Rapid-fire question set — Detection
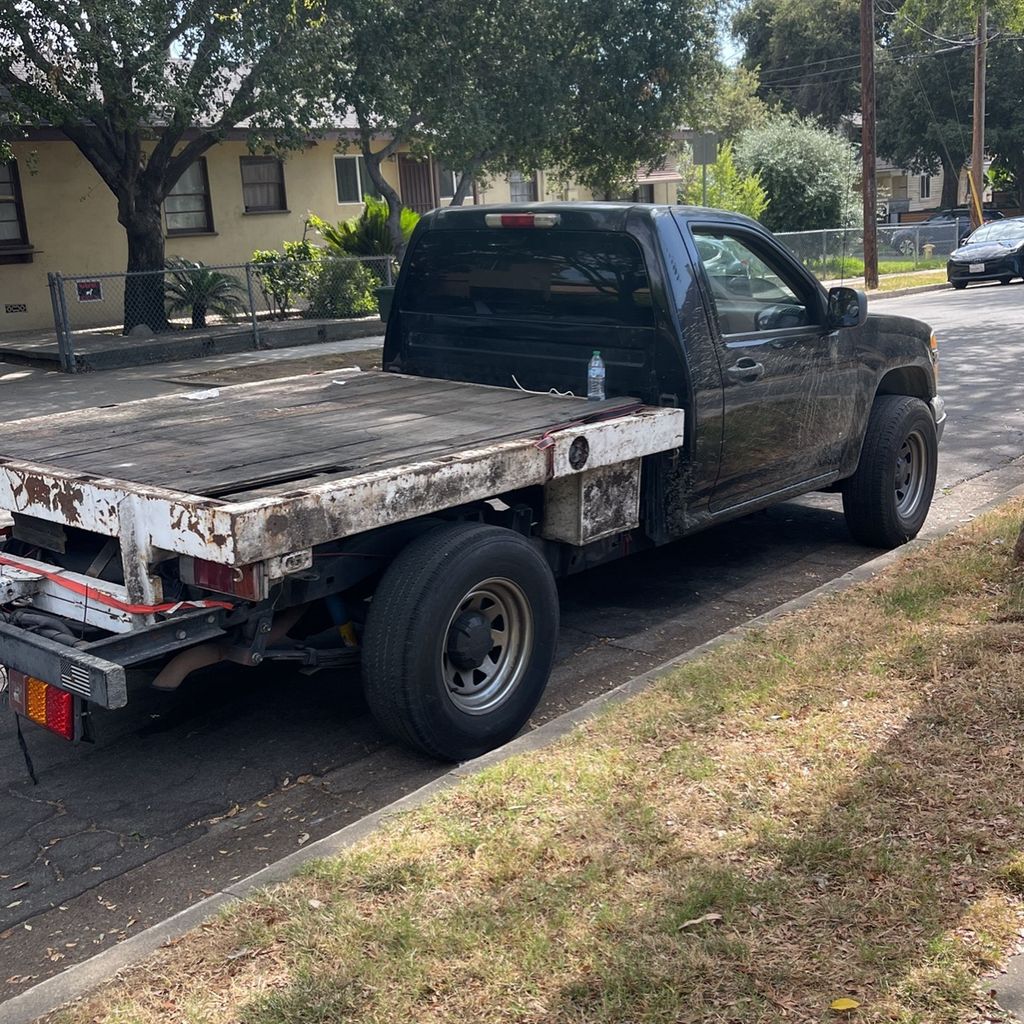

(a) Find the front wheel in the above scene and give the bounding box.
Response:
[362,522,559,761]
[842,395,938,548]
[951,280,968,290]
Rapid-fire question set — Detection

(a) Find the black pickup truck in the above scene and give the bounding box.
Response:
[0,203,943,762]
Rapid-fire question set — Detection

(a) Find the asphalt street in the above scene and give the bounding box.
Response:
[1,282,1023,997]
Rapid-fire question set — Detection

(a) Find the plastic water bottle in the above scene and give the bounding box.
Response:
[587,350,606,401]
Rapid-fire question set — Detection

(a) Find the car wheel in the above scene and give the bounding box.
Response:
[362,522,559,761]
[842,396,938,548]
[1000,276,1013,285]
[896,237,916,256]
[951,281,968,290]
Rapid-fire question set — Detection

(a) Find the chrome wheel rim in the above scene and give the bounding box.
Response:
[442,578,533,715]
[895,430,927,518]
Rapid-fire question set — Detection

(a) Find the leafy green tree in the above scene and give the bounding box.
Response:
[679,142,769,219]
[0,0,340,329]
[876,44,972,210]
[735,115,860,231]
[987,40,1024,205]
[732,0,863,126]
[330,0,719,251]
[690,65,772,141]
[551,0,719,199]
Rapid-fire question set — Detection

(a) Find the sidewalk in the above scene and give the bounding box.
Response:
[0,334,384,422]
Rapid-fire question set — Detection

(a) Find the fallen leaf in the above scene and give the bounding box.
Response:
[6,900,23,909]
[830,997,860,1012]
[297,774,313,784]
[9,881,28,891]
[308,899,324,910]
[297,833,310,846]
[678,912,723,931]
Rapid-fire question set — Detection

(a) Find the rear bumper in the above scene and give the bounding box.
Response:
[0,623,127,708]
[931,396,947,443]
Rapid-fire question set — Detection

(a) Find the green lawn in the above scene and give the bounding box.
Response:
[55,503,1024,1024]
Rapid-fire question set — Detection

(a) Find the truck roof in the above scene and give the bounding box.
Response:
[420,201,763,233]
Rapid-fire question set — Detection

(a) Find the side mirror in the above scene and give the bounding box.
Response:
[827,286,867,329]
[375,285,395,323]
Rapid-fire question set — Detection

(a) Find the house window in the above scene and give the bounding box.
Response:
[0,161,29,248]
[636,183,656,203]
[165,159,213,234]
[240,156,287,212]
[919,175,931,200]
[437,165,461,201]
[335,155,381,204]
[509,170,538,203]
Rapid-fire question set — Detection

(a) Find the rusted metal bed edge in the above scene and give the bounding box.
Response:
[0,406,684,580]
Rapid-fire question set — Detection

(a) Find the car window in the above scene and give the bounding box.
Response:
[691,226,813,336]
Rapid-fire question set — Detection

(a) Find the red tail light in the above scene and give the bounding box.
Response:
[9,671,79,741]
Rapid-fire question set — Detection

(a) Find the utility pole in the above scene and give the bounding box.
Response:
[970,0,987,231]
[860,0,878,290]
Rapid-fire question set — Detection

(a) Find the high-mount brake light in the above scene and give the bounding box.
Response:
[484,213,560,229]
[8,671,79,741]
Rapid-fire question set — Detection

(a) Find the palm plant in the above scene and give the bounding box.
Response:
[309,198,419,258]
[164,258,247,329]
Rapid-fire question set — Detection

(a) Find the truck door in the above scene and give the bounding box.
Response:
[683,220,856,513]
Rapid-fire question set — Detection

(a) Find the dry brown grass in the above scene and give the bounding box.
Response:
[53,502,1024,1024]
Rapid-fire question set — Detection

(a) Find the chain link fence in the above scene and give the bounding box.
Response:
[775,219,969,281]
[47,254,395,372]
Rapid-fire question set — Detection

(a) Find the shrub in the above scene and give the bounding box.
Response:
[309,197,419,259]
[164,258,246,329]
[303,257,378,319]
[251,240,322,318]
[679,141,769,220]
[735,115,860,232]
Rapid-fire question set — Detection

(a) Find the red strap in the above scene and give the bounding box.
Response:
[0,554,234,616]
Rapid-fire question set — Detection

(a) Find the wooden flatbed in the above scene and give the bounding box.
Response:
[0,370,685,596]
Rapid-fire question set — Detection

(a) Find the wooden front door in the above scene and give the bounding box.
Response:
[398,155,439,214]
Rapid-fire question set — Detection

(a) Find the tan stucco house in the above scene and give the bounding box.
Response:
[1,130,684,333]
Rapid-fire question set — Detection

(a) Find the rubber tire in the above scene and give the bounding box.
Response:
[951,281,968,289]
[842,395,938,549]
[362,522,559,761]
[1000,276,1013,285]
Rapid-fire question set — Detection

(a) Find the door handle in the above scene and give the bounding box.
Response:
[726,358,765,382]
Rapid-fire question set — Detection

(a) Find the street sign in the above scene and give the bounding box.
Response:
[691,133,718,166]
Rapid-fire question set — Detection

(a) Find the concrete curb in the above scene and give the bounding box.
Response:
[3,480,1023,1024]
[868,282,951,300]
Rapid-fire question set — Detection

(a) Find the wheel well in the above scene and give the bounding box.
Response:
[875,366,932,403]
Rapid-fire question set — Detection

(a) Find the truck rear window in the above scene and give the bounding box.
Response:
[400,229,655,328]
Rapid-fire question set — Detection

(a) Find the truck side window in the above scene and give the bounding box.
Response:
[692,227,814,336]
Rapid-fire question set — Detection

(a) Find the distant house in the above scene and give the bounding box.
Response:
[1,122,689,333]
[875,157,994,221]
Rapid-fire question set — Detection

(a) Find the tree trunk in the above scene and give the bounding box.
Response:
[361,148,407,260]
[1014,521,1024,566]
[120,201,170,334]
[940,154,961,209]
[448,161,481,207]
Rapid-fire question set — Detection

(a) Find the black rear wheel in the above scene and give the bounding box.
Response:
[362,522,559,761]
[842,395,938,548]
